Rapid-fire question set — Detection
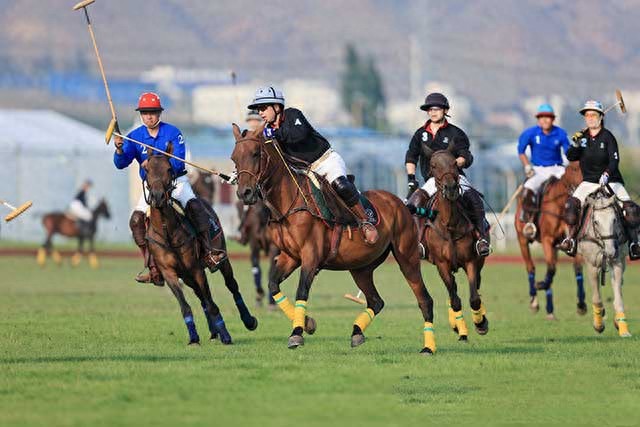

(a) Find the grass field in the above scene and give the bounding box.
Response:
[1,254,639,426]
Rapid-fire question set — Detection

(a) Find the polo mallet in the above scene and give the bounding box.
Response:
[344,290,366,305]
[603,89,627,114]
[491,183,523,230]
[109,131,232,182]
[1,199,33,222]
[72,0,120,144]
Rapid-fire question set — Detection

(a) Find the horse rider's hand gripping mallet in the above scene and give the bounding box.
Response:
[72,0,120,144]
[1,199,32,222]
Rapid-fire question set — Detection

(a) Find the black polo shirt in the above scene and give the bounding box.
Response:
[566,127,623,184]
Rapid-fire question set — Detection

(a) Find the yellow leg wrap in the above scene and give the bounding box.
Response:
[36,247,47,267]
[615,312,631,337]
[354,308,375,332]
[447,299,456,330]
[593,303,604,330]
[293,300,307,330]
[471,303,486,324]
[70,252,82,267]
[274,292,295,321]
[454,310,469,336]
[52,250,62,265]
[423,322,436,353]
[88,253,99,269]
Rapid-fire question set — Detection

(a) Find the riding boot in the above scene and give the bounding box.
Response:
[351,201,379,245]
[622,201,640,260]
[185,199,227,272]
[463,189,491,257]
[521,188,537,239]
[559,197,581,257]
[130,211,164,286]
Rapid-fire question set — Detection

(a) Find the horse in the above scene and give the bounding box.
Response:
[236,199,280,307]
[231,125,436,354]
[577,187,631,337]
[144,144,258,345]
[515,161,586,319]
[407,148,489,341]
[37,199,111,268]
[191,169,216,205]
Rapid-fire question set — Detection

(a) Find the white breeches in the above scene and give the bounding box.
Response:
[422,175,472,197]
[310,149,348,183]
[134,174,196,212]
[572,181,631,205]
[69,200,92,221]
[524,165,565,192]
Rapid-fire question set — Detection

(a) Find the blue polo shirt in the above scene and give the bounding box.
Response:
[113,122,186,180]
[517,125,569,166]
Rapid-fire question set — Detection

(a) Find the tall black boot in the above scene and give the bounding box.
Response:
[559,197,581,257]
[463,189,491,257]
[521,188,537,239]
[185,199,227,272]
[129,211,164,286]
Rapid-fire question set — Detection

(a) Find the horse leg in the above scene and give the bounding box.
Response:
[217,258,258,331]
[288,257,320,349]
[574,256,587,315]
[611,260,631,337]
[37,235,50,267]
[437,262,468,341]
[266,246,279,307]
[349,262,386,348]
[586,263,605,334]
[518,232,538,313]
[184,270,232,344]
[466,261,488,335]
[164,272,200,345]
[536,237,557,320]
[72,237,83,267]
[88,237,99,269]
[250,244,265,306]
[268,252,306,328]
[391,228,436,354]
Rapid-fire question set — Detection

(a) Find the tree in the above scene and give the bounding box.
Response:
[340,44,387,130]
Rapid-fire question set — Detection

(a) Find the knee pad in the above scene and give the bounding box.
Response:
[623,201,640,228]
[332,176,359,207]
[564,197,581,226]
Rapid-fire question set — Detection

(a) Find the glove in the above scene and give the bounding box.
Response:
[571,130,584,147]
[524,164,535,178]
[599,172,609,186]
[227,171,238,185]
[407,174,419,199]
[114,135,124,152]
[263,127,276,139]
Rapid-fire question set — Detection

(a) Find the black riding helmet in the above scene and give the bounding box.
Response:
[420,92,450,111]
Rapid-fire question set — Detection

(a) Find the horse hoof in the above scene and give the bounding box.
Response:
[577,302,588,316]
[529,296,539,314]
[244,316,259,331]
[304,316,317,335]
[188,340,200,346]
[593,324,605,334]
[351,334,365,348]
[288,335,304,349]
[620,332,632,338]
[546,313,557,321]
[210,333,218,341]
[475,316,489,335]
[419,347,434,356]
[451,326,459,334]
[458,335,468,342]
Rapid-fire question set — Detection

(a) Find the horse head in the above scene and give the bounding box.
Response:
[145,142,176,208]
[95,198,111,219]
[430,146,460,201]
[562,161,583,191]
[584,189,624,264]
[231,123,272,205]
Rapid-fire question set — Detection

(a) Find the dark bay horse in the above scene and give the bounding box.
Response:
[231,125,436,354]
[515,161,586,319]
[236,200,280,307]
[145,145,258,345]
[191,170,216,204]
[408,148,489,341]
[38,199,110,268]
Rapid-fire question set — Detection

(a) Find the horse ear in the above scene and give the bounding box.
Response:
[166,141,174,155]
[447,141,456,153]
[255,123,265,137]
[232,123,242,141]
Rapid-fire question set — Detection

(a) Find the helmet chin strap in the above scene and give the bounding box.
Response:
[142,113,161,129]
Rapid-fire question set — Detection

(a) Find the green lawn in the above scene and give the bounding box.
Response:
[1,255,639,426]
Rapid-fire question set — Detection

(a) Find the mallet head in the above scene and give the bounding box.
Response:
[616,89,626,114]
[4,201,32,222]
[72,0,95,11]
[105,118,117,145]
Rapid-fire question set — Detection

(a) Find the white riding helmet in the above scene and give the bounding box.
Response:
[579,100,604,115]
[247,86,285,109]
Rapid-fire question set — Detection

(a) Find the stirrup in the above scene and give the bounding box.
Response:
[560,238,576,256]
[522,222,537,239]
[475,239,491,257]
[629,242,640,260]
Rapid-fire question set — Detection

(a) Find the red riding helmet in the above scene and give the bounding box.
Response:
[136,92,164,112]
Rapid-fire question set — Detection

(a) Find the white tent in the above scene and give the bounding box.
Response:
[0,109,131,243]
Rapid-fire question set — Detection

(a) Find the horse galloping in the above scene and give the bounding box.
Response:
[231,125,437,354]
[515,161,586,318]
[145,144,258,345]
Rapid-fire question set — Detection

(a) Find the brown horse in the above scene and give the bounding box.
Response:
[37,199,110,267]
[408,149,489,341]
[144,145,258,345]
[236,199,280,307]
[191,170,216,204]
[515,161,586,319]
[230,125,436,354]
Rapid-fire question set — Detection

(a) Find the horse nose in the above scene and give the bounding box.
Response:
[242,187,254,201]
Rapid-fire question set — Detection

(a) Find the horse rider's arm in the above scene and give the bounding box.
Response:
[113,134,136,169]
[168,133,187,174]
[454,133,473,169]
[606,133,621,175]
[274,108,312,145]
[405,130,422,173]
[517,128,531,167]
[566,139,583,161]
